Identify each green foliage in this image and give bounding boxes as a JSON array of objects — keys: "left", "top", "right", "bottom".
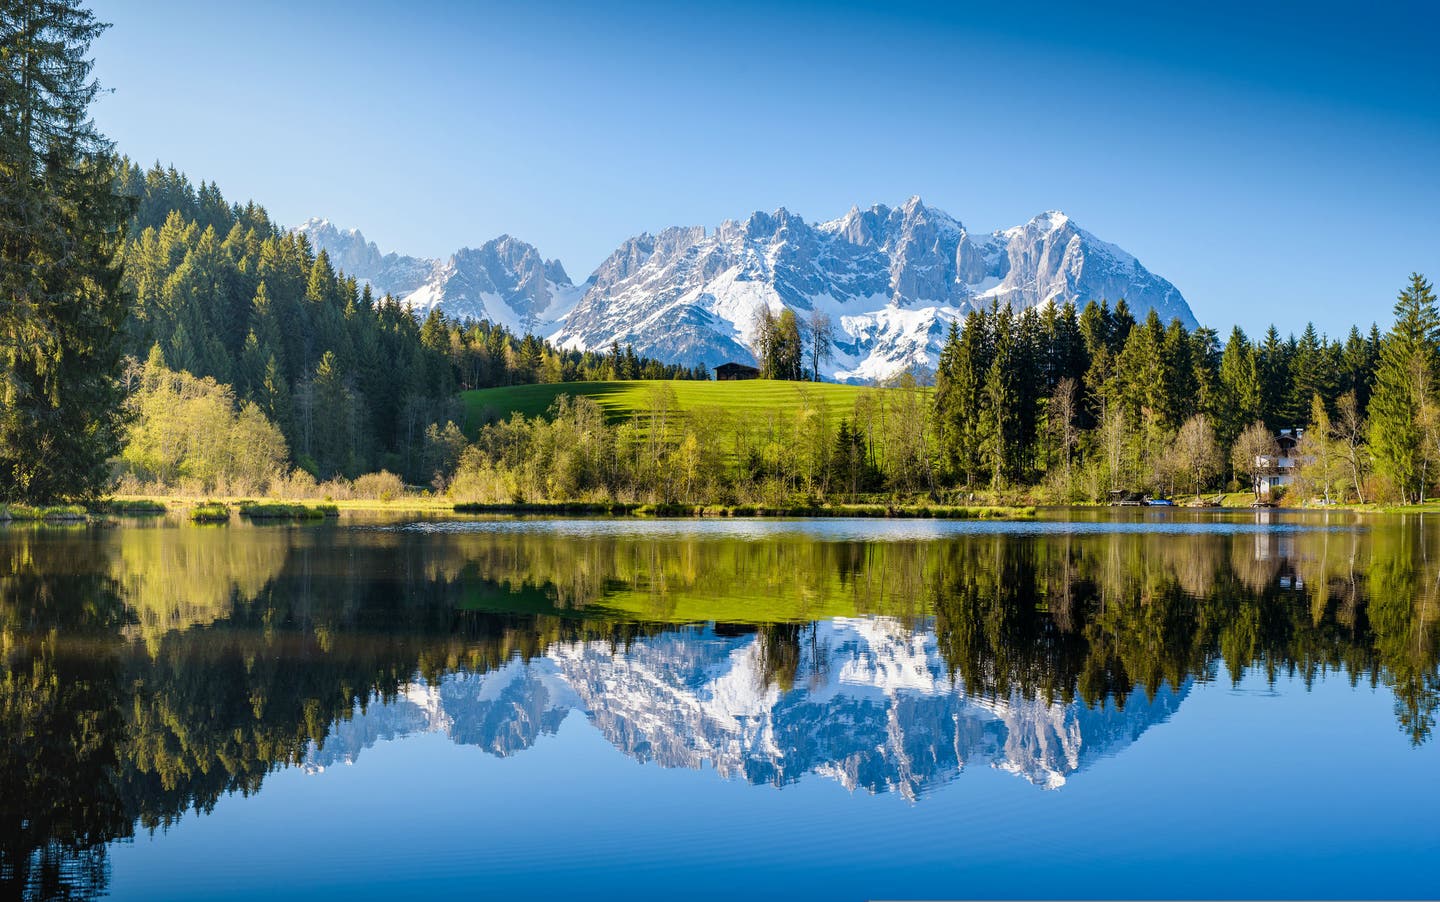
[
  {"left": 463, "top": 379, "right": 873, "bottom": 428},
  {"left": 0, "top": 503, "right": 87, "bottom": 521},
  {"left": 236, "top": 502, "right": 336, "bottom": 520},
  {"left": 752, "top": 306, "right": 804, "bottom": 380},
  {"left": 92, "top": 499, "right": 166, "bottom": 515},
  {"left": 922, "top": 288, "right": 1416, "bottom": 502},
  {"left": 120, "top": 351, "right": 289, "bottom": 493},
  {"left": 1368, "top": 274, "right": 1439, "bottom": 504},
  {"left": 188, "top": 502, "right": 230, "bottom": 523},
  {"left": 451, "top": 381, "right": 934, "bottom": 505},
  {"left": 112, "top": 164, "right": 702, "bottom": 488},
  {"left": 0, "top": 1, "right": 130, "bottom": 502},
  {"left": 934, "top": 311, "right": 996, "bottom": 486}
]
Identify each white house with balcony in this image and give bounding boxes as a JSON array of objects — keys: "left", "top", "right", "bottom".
[{"left": 1256, "top": 428, "right": 1304, "bottom": 496}]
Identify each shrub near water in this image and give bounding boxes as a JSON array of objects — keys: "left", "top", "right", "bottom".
[
  {"left": 189, "top": 502, "right": 230, "bottom": 523},
  {"left": 94, "top": 499, "right": 167, "bottom": 515},
  {"left": 238, "top": 502, "right": 339, "bottom": 520},
  {"left": 351, "top": 471, "right": 405, "bottom": 502},
  {"left": 0, "top": 504, "right": 89, "bottom": 521}
]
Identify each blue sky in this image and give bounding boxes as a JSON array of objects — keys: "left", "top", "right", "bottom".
[{"left": 88, "top": 0, "right": 1438, "bottom": 336}]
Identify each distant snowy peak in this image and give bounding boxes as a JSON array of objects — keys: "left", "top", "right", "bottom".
[
  {"left": 554, "top": 199, "right": 1195, "bottom": 382},
  {"left": 295, "top": 199, "right": 1194, "bottom": 380},
  {"left": 295, "top": 217, "right": 434, "bottom": 300},
  {"left": 291, "top": 219, "right": 580, "bottom": 336}
]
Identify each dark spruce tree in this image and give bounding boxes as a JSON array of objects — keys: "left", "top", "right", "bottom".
[
  {"left": 0, "top": 1, "right": 130, "bottom": 501},
  {"left": 1368, "top": 273, "right": 1439, "bottom": 504}
]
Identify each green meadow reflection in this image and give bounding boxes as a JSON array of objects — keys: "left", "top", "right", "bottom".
[{"left": 0, "top": 515, "right": 1437, "bottom": 899}]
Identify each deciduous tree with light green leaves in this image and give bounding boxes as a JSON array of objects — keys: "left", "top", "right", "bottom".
[
  {"left": 1296, "top": 395, "right": 1345, "bottom": 504},
  {"left": 120, "top": 347, "right": 289, "bottom": 492}
]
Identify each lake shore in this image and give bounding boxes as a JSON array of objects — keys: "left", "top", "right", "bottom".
[
  {"left": 85, "top": 495, "right": 1040, "bottom": 521},
  {"left": 27, "top": 495, "right": 1440, "bottom": 526}
]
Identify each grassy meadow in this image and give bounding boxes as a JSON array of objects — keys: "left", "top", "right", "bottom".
[{"left": 461, "top": 379, "right": 889, "bottom": 432}]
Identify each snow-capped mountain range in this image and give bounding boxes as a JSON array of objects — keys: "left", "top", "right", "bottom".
[
  {"left": 305, "top": 618, "right": 1189, "bottom": 797},
  {"left": 295, "top": 199, "right": 1195, "bottom": 382},
  {"left": 295, "top": 218, "right": 582, "bottom": 336}
]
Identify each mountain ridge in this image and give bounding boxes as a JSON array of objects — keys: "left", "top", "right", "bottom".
[
  {"left": 295, "top": 217, "right": 582, "bottom": 336},
  {"left": 296, "top": 199, "right": 1195, "bottom": 381}
]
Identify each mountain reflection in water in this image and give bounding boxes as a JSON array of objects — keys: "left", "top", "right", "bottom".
[
  {"left": 2, "top": 513, "right": 1437, "bottom": 900},
  {"left": 310, "top": 621, "right": 1189, "bottom": 795}
]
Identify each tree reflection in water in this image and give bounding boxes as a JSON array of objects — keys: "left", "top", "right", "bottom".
[{"left": 1, "top": 515, "right": 1436, "bottom": 899}]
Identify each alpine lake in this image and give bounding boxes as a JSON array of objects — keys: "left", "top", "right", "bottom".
[{"left": 3, "top": 509, "right": 1437, "bottom": 901}]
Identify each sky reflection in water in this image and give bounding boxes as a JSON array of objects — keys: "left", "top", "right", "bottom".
[{"left": 1, "top": 512, "right": 1435, "bottom": 900}]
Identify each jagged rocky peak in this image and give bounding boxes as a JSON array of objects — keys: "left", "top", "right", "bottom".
[
  {"left": 296, "top": 198, "right": 1196, "bottom": 381},
  {"left": 554, "top": 199, "right": 1196, "bottom": 382},
  {"left": 823, "top": 196, "right": 961, "bottom": 251},
  {"left": 291, "top": 219, "right": 582, "bottom": 336},
  {"left": 295, "top": 217, "right": 386, "bottom": 277}
]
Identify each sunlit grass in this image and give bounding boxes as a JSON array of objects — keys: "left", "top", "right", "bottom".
[
  {"left": 188, "top": 502, "right": 231, "bottom": 523},
  {"left": 461, "top": 379, "right": 894, "bottom": 432},
  {"left": 108, "top": 493, "right": 458, "bottom": 514},
  {"left": 0, "top": 503, "right": 88, "bottom": 521},
  {"left": 237, "top": 502, "right": 339, "bottom": 520}
]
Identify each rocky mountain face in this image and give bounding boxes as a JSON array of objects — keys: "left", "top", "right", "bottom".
[
  {"left": 296, "top": 199, "right": 1194, "bottom": 382},
  {"left": 555, "top": 198, "right": 1195, "bottom": 382},
  {"left": 305, "top": 618, "right": 1189, "bottom": 796},
  {"left": 294, "top": 218, "right": 583, "bottom": 336}
]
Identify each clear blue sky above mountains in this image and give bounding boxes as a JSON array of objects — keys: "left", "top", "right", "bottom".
[{"left": 90, "top": 0, "right": 1438, "bottom": 337}]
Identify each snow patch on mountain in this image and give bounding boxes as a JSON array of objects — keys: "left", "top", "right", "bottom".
[
  {"left": 555, "top": 199, "right": 1196, "bottom": 382},
  {"left": 293, "top": 218, "right": 581, "bottom": 335},
  {"left": 295, "top": 199, "right": 1195, "bottom": 382}
]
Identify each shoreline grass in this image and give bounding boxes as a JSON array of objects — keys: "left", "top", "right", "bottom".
[
  {"left": 42, "top": 493, "right": 1440, "bottom": 526},
  {"left": 451, "top": 501, "right": 1037, "bottom": 519},
  {"left": 107, "top": 494, "right": 458, "bottom": 514},
  {"left": 91, "top": 499, "right": 167, "bottom": 515},
  {"left": 189, "top": 501, "right": 231, "bottom": 524},
  {"left": 0, "top": 503, "right": 89, "bottom": 522},
  {"left": 237, "top": 501, "right": 340, "bottom": 520}
]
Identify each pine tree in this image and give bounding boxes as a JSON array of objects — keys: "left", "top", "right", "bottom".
[
  {"left": 947, "top": 310, "right": 993, "bottom": 486},
  {"left": 0, "top": 0, "right": 131, "bottom": 500},
  {"left": 1340, "top": 324, "right": 1379, "bottom": 416},
  {"left": 310, "top": 351, "right": 353, "bottom": 478},
  {"left": 1161, "top": 318, "right": 1196, "bottom": 428},
  {"left": 1109, "top": 299, "right": 1136, "bottom": 353},
  {"left": 1189, "top": 326, "right": 1222, "bottom": 422},
  {"left": 932, "top": 320, "right": 963, "bottom": 477},
  {"left": 1368, "top": 273, "right": 1439, "bottom": 503},
  {"left": 1287, "top": 323, "right": 1333, "bottom": 424},
  {"left": 259, "top": 354, "right": 291, "bottom": 435},
  {"left": 1217, "top": 326, "right": 1260, "bottom": 450},
  {"left": 1256, "top": 326, "right": 1289, "bottom": 428},
  {"left": 984, "top": 306, "right": 1022, "bottom": 488}
]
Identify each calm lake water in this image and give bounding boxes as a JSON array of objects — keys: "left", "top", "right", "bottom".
[{"left": 3, "top": 511, "right": 1438, "bottom": 900}]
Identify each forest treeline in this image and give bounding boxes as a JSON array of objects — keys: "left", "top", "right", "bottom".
[
  {"left": 114, "top": 261, "right": 1440, "bottom": 507},
  {"left": 111, "top": 162, "right": 703, "bottom": 487},
  {"left": 926, "top": 274, "right": 1439, "bottom": 503},
  {"left": 3, "top": 0, "right": 1438, "bottom": 507},
  {"left": 437, "top": 275, "right": 1436, "bottom": 508},
  {"left": 0, "top": 0, "right": 700, "bottom": 502}
]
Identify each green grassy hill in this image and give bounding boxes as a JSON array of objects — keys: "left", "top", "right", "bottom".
[{"left": 462, "top": 380, "right": 884, "bottom": 431}]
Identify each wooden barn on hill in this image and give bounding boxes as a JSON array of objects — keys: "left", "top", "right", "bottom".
[{"left": 715, "top": 362, "right": 760, "bottom": 381}]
